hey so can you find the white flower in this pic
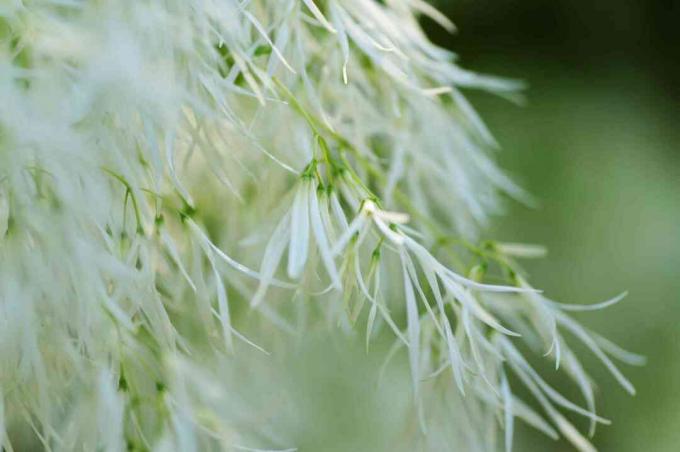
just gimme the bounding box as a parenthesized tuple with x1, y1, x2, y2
(0, 0, 639, 450)
(252, 175, 342, 306)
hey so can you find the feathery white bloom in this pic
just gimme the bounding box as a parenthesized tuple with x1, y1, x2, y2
(0, 0, 639, 450)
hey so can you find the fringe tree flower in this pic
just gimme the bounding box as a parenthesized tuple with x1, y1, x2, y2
(0, 1, 641, 451)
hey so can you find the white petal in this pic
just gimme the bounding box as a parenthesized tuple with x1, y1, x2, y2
(401, 251, 421, 397)
(551, 291, 627, 312)
(301, 0, 337, 33)
(330, 213, 367, 256)
(443, 318, 466, 395)
(287, 182, 311, 278)
(501, 370, 514, 452)
(253, 214, 291, 307)
(242, 11, 296, 74)
(556, 311, 636, 395)
(309, 183, 341, 289)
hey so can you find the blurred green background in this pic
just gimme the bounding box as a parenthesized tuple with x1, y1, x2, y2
(426, 0, 680, 450)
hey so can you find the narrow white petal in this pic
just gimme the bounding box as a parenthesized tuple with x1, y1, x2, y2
(504, 341, 610, 424)
(556, 311, 636, 395)
(330, 214, 367, 256)
(287, 182, 311, 278)
(409, 0, 456, 32)
(443, 318, 466, 395)
(590, 332, 646, 366)
(552, 291, 627, 312)
(355, 254, 408, 346)
(496, 242, 547, 259)
(504, 338, 596, 452)
(330, 5, 350, 83)
(401, 251, 421, 397)
(511, 396, 559, 440)
(253, 214, 292, 307)
(187, 219, 293, 288)
(561, 347, 597, 436)
(447, 281, 520, 337)
(309, 183, 341, 289)
(373, 215, 405, 246)
(161, 231, 197, 292)
(243, 11, 296, 74)
(462, 308, 497, 393)
(501, 371, 514, 452)
(330, 191, 349, 230)
(301, 0, 337, 33)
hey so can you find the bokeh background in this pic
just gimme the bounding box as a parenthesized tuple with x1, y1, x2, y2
(425, 0, 680, 450)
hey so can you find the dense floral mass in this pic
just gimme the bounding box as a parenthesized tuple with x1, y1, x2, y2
(0, 1, 641, 451)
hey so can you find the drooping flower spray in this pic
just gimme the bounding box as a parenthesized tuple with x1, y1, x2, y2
(0, 1, 641, 451)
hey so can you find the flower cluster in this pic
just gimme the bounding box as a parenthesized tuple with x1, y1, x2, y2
(0, 1, 639, 451)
